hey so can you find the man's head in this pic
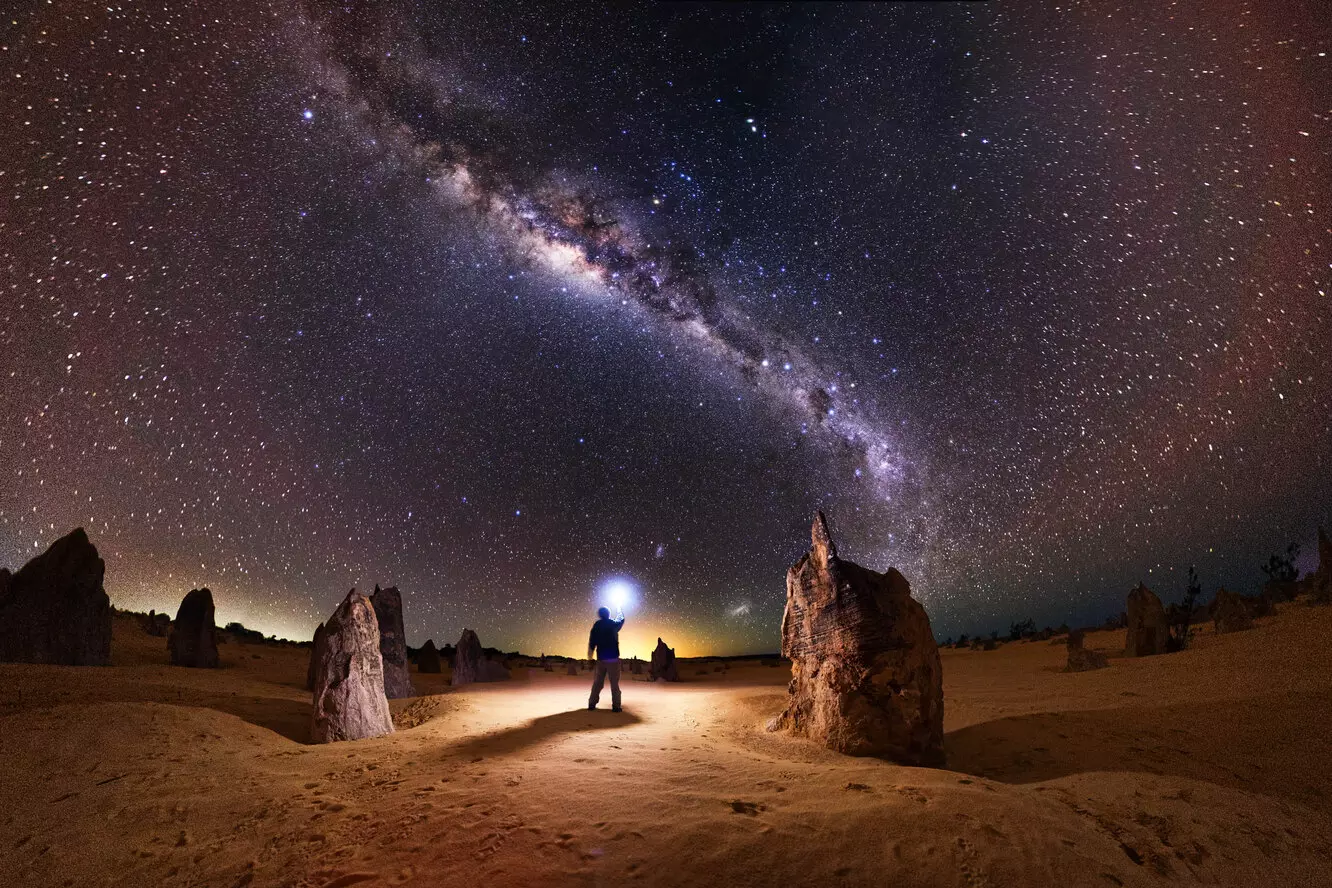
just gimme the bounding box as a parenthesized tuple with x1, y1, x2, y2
(597, 607, 610, 619)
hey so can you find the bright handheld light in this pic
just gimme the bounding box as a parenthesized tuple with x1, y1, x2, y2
(600, 578, 636, 615)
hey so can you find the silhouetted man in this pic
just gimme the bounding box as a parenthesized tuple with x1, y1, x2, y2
(587, 605, 625, 712)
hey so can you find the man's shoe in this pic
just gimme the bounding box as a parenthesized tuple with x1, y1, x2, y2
(588, 703, 596, 710)
(611, 706, 622, 713)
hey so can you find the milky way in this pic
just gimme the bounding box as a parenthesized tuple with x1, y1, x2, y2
(1, 1, 1329, 655)
(300, 11, 919, 512)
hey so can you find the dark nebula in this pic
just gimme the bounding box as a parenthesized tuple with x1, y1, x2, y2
(1, 2, 1328, 655)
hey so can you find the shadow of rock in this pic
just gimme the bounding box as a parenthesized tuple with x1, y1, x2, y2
(945, 689, 1332, 808)
(445, 709, 641, 759)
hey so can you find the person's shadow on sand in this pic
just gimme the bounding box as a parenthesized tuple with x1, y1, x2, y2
(444, 709, 641, 759)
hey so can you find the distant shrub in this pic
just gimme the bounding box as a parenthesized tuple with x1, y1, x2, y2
(1167, 565, 1202, 652)
(223, 621, 267, 644)
(1008, 618, 1036, 642)
(1261, 543, 1300, 584)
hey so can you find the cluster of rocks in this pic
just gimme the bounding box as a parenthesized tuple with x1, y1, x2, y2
(649, 638, 679, 682)
(766, 512, 945, 767)
(0, 528, 111, 666)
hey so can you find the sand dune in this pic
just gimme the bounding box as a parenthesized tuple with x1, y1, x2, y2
(3, 606, 1331, 887)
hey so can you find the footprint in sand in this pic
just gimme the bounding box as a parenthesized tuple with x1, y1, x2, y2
(729, 800, 765, 816)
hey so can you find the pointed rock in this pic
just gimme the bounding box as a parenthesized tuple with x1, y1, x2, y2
(811, 509, 837, 568)
(451, 628, 510, 686)
(768, 512, 944, 766)
(0, 528, 111, 665)
(168, 588, 219, 668)
(417, 638, 442, 673)
(1125, 583, 1168, 656)
(649, 638, 679, 682)
(310, 589, 394, 743)
(1064, 630, 1108, 672)
(305, 622, 327, 690)
(369, 585, 414, 699)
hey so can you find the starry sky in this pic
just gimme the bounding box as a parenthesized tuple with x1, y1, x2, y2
(2, 1, 1329, 658)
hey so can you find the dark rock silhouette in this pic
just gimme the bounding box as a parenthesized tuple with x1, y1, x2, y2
(629, 658, 644, 676)
(310, 589, 394, 743)
(1064, 630, 1108, 672)
(1301, 527, 1331, 602)
(417, 638, 442, 673)
(1125, 583, 1168, 657)
(649, 637, 679, 682)
(566, 661, 579, 676)
(168, 588, 219, 668)
(1262, 579, 1298, 604)
(767, 512, 945, 766)
(451, 628, 510, 686)
(0, 528, 111, 666)
(1210, 588, 1254, 634)
(369, 585, 414, 699)
(306, 622, 327, 690)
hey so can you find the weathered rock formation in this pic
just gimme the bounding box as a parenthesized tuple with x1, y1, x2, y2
(767, 512, 945, 766)
(369, 585, 414, 699)
(566, 661, 579, 675)
(629, 658, 644, 675)
(1064, 630, 1108, 672)
(310, 589, 394, 743)
(649, 637, 679, 682)
(451, 628, 510, 686)
(417, 639, 442, 673)
(1125, 583, 1168, 657)
(306, 622, 327, 690)
(1209, 588, 1253, 634)
(0, 528, 111, 666)
(168, 588, 219, 668)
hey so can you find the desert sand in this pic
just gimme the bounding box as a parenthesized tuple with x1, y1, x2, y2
(3, 605, 1331, 888)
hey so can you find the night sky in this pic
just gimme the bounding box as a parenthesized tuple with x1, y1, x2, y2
(2, 2, 1329, 658)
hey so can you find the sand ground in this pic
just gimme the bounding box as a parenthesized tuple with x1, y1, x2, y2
(2, 605, 1331, 888)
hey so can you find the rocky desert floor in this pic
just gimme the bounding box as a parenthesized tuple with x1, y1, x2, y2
(3, 605, 1331, 888)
